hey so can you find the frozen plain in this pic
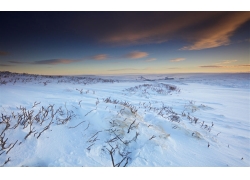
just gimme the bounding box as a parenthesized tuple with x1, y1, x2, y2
(0, 72, 249, 167)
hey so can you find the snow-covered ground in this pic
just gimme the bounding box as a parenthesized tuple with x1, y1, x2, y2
(0, 71, 249, 167)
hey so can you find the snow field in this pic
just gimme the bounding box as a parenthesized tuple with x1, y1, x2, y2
(0, 72, 249, 166)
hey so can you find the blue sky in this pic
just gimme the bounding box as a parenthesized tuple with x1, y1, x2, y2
(0, 12, 249, 75)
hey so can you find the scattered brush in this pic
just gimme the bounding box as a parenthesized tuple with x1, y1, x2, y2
(1, 157, 10, 167)
(0, 71, 119, 87)
(123, 83, 180, 97)
(104, 143, 130, 167)
(0, 101, 76, 165)
(76, 88, 83, 94)
(127, 119, 136, 133)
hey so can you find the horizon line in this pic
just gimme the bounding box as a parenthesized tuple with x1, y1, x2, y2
(1, 70, 250, 77)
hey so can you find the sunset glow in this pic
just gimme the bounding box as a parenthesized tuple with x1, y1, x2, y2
(0, 12, 249, 75)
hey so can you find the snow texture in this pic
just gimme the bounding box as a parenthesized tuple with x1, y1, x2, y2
(0, 71, 249, 167)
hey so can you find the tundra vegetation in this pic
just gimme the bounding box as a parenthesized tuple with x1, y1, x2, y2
(0, 71, 249, 167)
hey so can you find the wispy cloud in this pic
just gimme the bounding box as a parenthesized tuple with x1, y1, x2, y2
(170, 58, 185, 62)
(199, 64, 250, 68)
(8, 61, 23, 64)
(0, 51, 9, 56)
(238, 64, 250, 67)
(91, 54, 108, 60)
(237, 38, 250, 43)
(199, 65, 223, 68)
(200, 59, 239, 68)
(0, 64, 12, 66)
(180, 12, 249, 50)
(199, 58, 250, 68)
(146, 58, 156, 62)
(100, 12, 210, 45)
(33, 59, 79, 65)
(219, 60, 238, 64)
(124, 51, 148, 59)
(99, 12, 249, 50)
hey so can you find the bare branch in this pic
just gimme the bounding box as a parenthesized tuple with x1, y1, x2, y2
(127, 119, 136, 133)
(149, 135, 156, 140)
(1, 157, 10, 167)
(6, 140, 18, 154)
(87, 143, 94, 151)
(32, 101, 41, 108)
(78, 100, 82, 107)
(84, 108, 97, 117)
(84, 122, 90, 131)
(68, 120, 85, 129)
(87, 131, 102, 143)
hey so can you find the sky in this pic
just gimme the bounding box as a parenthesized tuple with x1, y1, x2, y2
(0, 11, 249, 75)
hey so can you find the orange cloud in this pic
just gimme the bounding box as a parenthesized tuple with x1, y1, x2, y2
(125, 51, 148, 59)
(170, 58, 185, 62)
(98, 12, 249, 50)
(91, 54, 108, 60)
(180, 12, 250, 50)
(100, 12, 218, 45)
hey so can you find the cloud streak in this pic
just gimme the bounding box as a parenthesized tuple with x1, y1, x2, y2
(91, 54, 108, 60)
(238, 64, 250, 67)
(0, 64, 13, 66)
(146, 58, 156, 62)
(8, 61, 23, 64)
(170, 58, 185, 62)
(33, 59, 79, 65)
(99, 12, 212, 45)
(97, 12, 249, 50)
(199, 64, 250, 68)
(219, 60, 238, 64)
(199, 65, 223, 68)
(180, 12, 250, 50)
(124, 51, 148, 59)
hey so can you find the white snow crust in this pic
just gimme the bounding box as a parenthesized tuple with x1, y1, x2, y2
(0, 72, 249, 167)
